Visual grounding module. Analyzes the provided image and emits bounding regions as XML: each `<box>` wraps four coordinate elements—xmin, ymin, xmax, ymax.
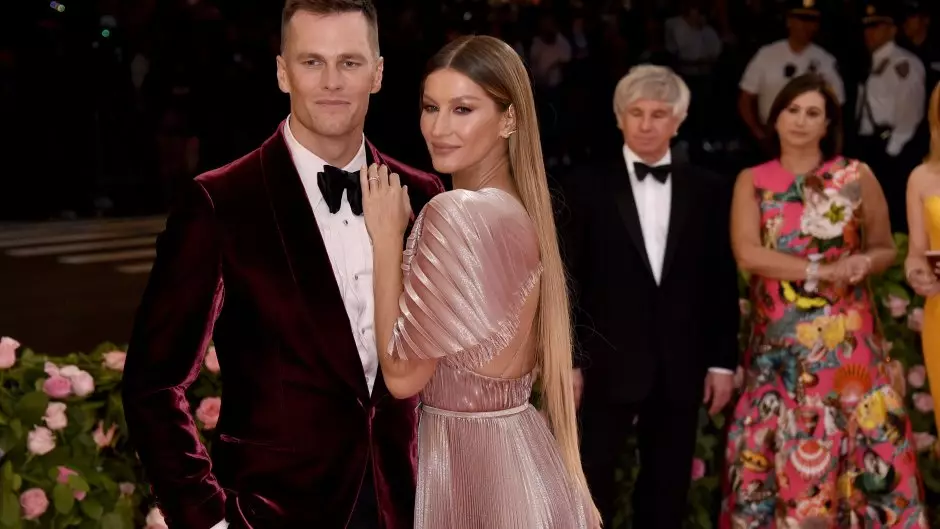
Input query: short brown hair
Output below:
<box><xmin>765</xmin><ymin>73</ymin><xmax>843</xmax><ymax>160</ymax></box>
<box><xmin>280</xmin><ymin>0</ymin><xmax>379</xmax><ymax>54</ymax></box>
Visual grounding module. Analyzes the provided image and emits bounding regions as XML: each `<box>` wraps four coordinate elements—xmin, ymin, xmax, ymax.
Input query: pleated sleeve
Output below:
<box><xmin>388</xmin><ymin>189</ymin><xmax>543</xmax><ymax>370</ymax></box>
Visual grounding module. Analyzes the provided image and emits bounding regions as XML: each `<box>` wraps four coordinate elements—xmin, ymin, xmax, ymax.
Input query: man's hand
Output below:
<box><xmin>572</xmin><ymin>368</ymin><xmax>584</xmax><ymax>409</ymax></box>
<box><xmin>703</xmin><ymin>371</ymin><xmax>734</xmax><ymax>416</ymax></box>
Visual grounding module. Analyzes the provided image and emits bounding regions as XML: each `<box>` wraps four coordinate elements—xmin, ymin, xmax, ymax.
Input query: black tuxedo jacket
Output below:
<box><xmin>552</xmin><ymin>155</ymin><xmax>740</xmax><ymax>403</ymax></box>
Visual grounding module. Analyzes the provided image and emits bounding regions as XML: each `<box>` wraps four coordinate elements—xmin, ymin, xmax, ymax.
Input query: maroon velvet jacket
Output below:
<box><xmin>122</xmin><ymin>123</ymin><xmax>444</xmax><ymax>529</ymax></box>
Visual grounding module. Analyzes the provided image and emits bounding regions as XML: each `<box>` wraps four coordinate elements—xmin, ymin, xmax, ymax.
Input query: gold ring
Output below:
<box><xmin>368</xmin><ymin>177</ymin><xmax>379</xmax><ymax>181</ymax></box>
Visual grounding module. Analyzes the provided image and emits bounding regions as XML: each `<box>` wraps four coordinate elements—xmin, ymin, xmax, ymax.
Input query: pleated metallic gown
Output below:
<box><xmin>388</xmin><ymin>189</ymin><xmax>591</xmax><ymax>529</ymax></box>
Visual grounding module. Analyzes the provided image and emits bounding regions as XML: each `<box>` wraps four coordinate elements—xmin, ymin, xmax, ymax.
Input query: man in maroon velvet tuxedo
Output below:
<box><xmin>121</xmin><ymin>1</ymin><xmax>443</xmax><ymax>528</ymax></box>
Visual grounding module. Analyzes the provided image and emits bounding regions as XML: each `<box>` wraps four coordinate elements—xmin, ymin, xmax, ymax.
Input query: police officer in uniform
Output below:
<box><xmin>855</xmin><ymin>0</ymin><xmax>926</xmax><ymax>232</ymax></box>
<box><xmin>738</xmin><ymin>0</ymin><xmax>844</xmax><ymax>160</ymax></box>
<box><xmin>900</xmin><ymin>0</ymin><xmax>940</xmax><ymax>91</ymax></box>
<box><xmin>899</xmin><ymin>0</ymin><xmax>938</xmax><ymax>169</ymax></box>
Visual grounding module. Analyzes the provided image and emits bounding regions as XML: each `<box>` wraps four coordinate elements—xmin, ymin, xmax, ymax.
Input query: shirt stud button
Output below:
<box><xmin>344</xmin><ymin>220</ymin><xmax>349</xmax><ymax>226</ymax></box>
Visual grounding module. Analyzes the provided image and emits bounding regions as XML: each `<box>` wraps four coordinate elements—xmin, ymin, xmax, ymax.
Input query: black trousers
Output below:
<box><xmin>853</xmin><ymin>134</ymin><xmax>918</xmax><ymax>234</ymax></box>
<box><xmin>579</xmin><ymin>380</ymin><xmax>701</xmax><ymax>529</ymax></box>
<box><xmin>347</xmin><ymin>464</ymin><xmax>380</xmax><ymax>529</ymax></box>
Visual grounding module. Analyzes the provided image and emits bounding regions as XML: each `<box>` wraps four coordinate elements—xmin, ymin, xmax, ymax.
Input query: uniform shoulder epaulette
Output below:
<box><xmin>895</xmin><ymin>60</ymin><xmax>910</xmax><ymax>79</ymax></box>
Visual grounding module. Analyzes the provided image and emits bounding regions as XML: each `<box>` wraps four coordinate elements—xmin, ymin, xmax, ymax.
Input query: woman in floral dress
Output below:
<box><xmin>723</xmin><ymin>73</ymin><xmax>928</xmax><ymax>528</ymax></box>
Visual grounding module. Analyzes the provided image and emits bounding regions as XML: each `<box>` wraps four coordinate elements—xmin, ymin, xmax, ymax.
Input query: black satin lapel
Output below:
<box><xmin>661</xmin><ymin>163</ymin><xmax>693</xmax><ymax>281</ymax></box>
<box><xmin>260</xmin><ymin>128</ymin><xmax>369</xmax><ymax>399</ymax></box>
<box><xmin>610</xmin><ymin>159</ymin><xmax>654</xmax><ymax>278</ymax></box>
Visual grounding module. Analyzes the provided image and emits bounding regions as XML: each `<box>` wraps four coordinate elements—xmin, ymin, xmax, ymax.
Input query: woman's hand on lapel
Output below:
<box><xmin>361</xmin><ymin>163</ymin><xmax>412</xmax><ymax>245</ymax></box>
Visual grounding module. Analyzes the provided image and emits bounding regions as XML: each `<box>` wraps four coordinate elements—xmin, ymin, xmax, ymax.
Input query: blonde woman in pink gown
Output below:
<box><xmin>359</xmin><ymin>36</ymin><xmax>599</xmax><ymax>528</ymax></box>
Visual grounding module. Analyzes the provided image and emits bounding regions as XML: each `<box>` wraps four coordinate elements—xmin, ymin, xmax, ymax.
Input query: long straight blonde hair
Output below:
<box><xmin>424</xmin><ymin>35</ymin><xmax>598</xmax><ymax>522</ymax></box>
<box><xmin>927</xmin><ymin>81</ymin><xmax>940</xmax><ymax>166</ymax></box>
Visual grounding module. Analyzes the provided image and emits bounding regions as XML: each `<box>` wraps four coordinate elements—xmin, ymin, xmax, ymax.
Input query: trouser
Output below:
<box><xmin>579</xmin><ymin>381</ymin><xmax>701</xmax><ymax>529</ymax></box>
<box><xmin>854</xmin><ymin>135</ymin><xmax>912</xmax><ymax>233</ymax></box>
<box><xmin>347</xmin><ymin>464</ymin><xmax>379</xmax><ymax>529</ymax></box>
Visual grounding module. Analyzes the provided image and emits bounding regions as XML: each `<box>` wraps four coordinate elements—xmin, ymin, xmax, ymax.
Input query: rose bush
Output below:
<box><xmin>0</xmin><ymin>342</ymin><xmax>221</xmax><ymax>528</ymax></box>
<box><xmin>868</xmin><ymin>235</ymin><xmax>940</xmax><ymax>505</ymax></box>
<box><xmin>611</xmin><ymin>234</ymin><xmax>939</xmax><ymax>528</ymax></box>
<box><xmin>0</xmin><ymin>235</ymin><xmax>935</xmax><ymax>528</ymax></box>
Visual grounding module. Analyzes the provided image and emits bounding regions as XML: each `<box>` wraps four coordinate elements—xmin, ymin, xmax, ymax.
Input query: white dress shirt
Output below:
<box><xmin>740</xmin><ymin>39</ymin><xmax>845</xmax><ymax>124</ymax></box>
<box><xmin>623</xmin><ymin>145</ymin><xmax>732</xmax><ymax>376</ymax></box>
<box><xmin>857</xmin><ymin>41</ymin><xmax>926</xmax><ymax>156</ymax></box>
<box><xmin>624</xmin><ymin>145</ymin><xmax>672</xmax><ymax>286</ymax></box>
<box><xmin>283</xmin><ymin>116</ymin><xmax>378</xmax><ymax>394</ymax></box>
<box><xmin>209</xmin><ymin>118</ymin><xmax>379</xmax><ymax>529</ymax></box>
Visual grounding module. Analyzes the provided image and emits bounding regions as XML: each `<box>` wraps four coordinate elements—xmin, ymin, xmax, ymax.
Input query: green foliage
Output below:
<box><xmin>0</xmin><ymin>342</ymin><xmax>221</xmax><ymax>528</ymax></box>
<box><xmin>607</xmin><ymin>233</ymin><xmax>939</xmax><ymax>528</ymax></box>
<box><xmin>1</xmin><ymin>238</ymin><xmax>937</xmax><ymax>527</ymax></box>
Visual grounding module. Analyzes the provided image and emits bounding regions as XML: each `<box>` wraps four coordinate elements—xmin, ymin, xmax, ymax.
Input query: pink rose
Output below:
<box><xmin>92</xmin><ymin>421</ymin><xmax>117</xmax><ymax>449</ymax></box>
<box><xmin>58</xmin><ymin>365</ymin><xmax>80</xmax><ymax>378</ymax></box>
<box><xmin>913</xmin><ymin>392</ymin><xmax>935</xmax><ymax>413</ymax></box>
<box><xmin>0</xmin><ymin>336</ymin><xmax>19</xmax><ymax>369</ymax></box>
<box><xmin>146</xmin><ymin>507</ymin><xmax>168</xmax><ymax>529</ymax></box>
<box><xmin>102</xmin><ymin>351</ymin><xmax>126</xmax><ymax>372</ymax></box>
<box><xmin>42</xmin><ymin>376</ymin><xmax>71</xmax><ymax>399</ymax></box>
<box><xmin>19</xmin><ymin>488</ymin><xmax>49</xmax><ymax>520</ymax></box>
<box><xmin>56</xmin><ymin>466</ymin><xmax>76</xmax><ymax>483</ymax></box>
<box><xmin>908</xmin><ymin>365</ymin><xmax>927</xmax><ymax>389</ymax></box>
<box><xmin>691</xmin><ymin>458</ymin><xmax>706</xmax><ymax>480</ymax></box>
<box><xmin>913</xmin><ymin>432</ymin><xmax>937</xmax><ymax>452</ymax></box>
<box><xmin>195</xmin><ymin>397</ymin><xmax>221</xmax><ymax>430</ymax></box>
<box><xmin>44</xmin><ymin>362</ymin><xmax>60</xmax><ymax>377</ymax></box>
<box><xmin>884</xmin><ymin>295</ymin><xmax>910</xmax><ymax>318</ymax></box>
<box><xmin>739</xmin><ymin>299</ymin><xmax>751</xmax><ymax>317</ymax></box>
<box><xmin>26</xmin><ymin>426</ymin><xmax>55</xmax><ymax>455</ymax></box>
<box><xmin>204</xmin><ymin>346</ymin><xmax>220</xmax><ymax>373</ymax></box>
<box><xmin>908</xmin><ymin>308</ymin><xmax>924</xmax><ymax>332</ymax></box>
<box><xmin>68</xmin><ymin>370</ymin><xmax>95</xmax><ymax>397</ymax></box>
<box><xmin>56</xmin><ymin>467</ymin><xmax>85</xmax><ymax>500</ymax></box>
<box><xmin>43</xmin><ymin>402</ymin><xmax>68</xmax><ymax>431</ymax></box>
<box><xmin>119</xmin><ymin>482</ymin><xmax>135</xmax><ymax>496</ymax></box>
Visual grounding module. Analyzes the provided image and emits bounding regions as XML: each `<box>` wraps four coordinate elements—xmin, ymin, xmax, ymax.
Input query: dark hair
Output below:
<box><xmin>280</xmin><ymin>0</ymin><xmax>379</xmax><ymax>53</ymax></box>
<box><xmin>765</xmin><ymin>73</ymin><xmax>843</xmax><ymax>159</ymax></box>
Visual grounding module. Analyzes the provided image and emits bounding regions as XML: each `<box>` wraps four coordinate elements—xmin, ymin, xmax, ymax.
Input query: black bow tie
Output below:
<box><xmin>634</xmin><ymin>162</ymin><xmax>671</xmax><ymax>184</ymax></box>
<box><xmin>317</xmin><ymin>165</ymin><xmax>362</xmax><ymax>215</ymax></box>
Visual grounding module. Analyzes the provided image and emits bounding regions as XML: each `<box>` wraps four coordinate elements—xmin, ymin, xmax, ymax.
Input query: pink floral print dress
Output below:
<box><xmin>721</xmin><ymin>158</ymin><xmax>928</xmax><ymax>529</ymax></box>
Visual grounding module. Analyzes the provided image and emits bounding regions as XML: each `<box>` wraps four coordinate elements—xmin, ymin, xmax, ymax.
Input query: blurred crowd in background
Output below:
<box><xmin>1</xmin><ymin>0</ymin><xmax>938</xmax><ymax>222</ymax></box>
